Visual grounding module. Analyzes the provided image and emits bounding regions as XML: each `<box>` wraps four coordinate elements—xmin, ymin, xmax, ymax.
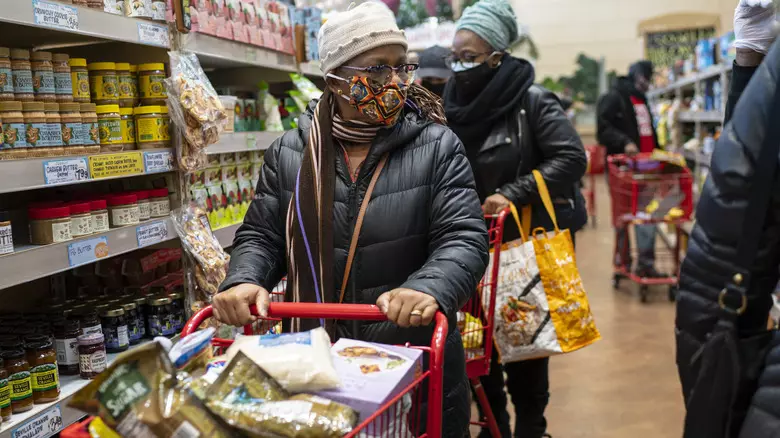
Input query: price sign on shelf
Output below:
<box><xmin>42</xmin><ymin>157</ymin><xmax>89</xmax><ymax>185</ymax></box>
<box><xmin>246</xmin><ymin>133</ymin><xmax>256</xmax><ymax>149</ymax></box>
<box><xmin>67</xmin><ymin>236</ymin><xmax>109</xmax><ymax>267</ymax></box>
<box><xmin>89</xmin><ymin>151</ymin><xmax>144</xmax><ymax>179</ymax></box>
<box><xmin>32</xmin><ymin>0</ymin><xmax>78</xmax><ymax>32</ymax></box>
<box><xmin>137</xmin><ymin>220</ymin><xmax>169</xmax><ymax>248</ymax></box>
<box><xmin>12</xmin><ymin>404</ymin><xmax>64</xmax><ymax>438</ymax></box>
<box><xmin>143</xmin><ymin>150</ymin><xmax>174</xmax><ymax>173</ymax></box>
<box><xmin>246</xmin><ymin>47</ymin><xmax>258</xmax><ymax>64</ymax></box>
<box><xmin>137</xmin><ymin>22</ymin><xmax>170</xmax><ymax>47</ymax></box>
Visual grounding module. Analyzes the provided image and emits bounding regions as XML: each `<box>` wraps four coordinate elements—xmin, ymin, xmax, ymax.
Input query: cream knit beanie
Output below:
<box><xmin>318</xmin><ymin>1</ymin><xmax>408</xmax><ymax>74</ymax></box>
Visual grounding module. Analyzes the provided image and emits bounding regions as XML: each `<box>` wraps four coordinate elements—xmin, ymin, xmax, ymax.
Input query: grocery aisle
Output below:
<box><xmin>472</xmin><ymin>177</ymin><xmax>685</xmax><ymax>437</ymax></box>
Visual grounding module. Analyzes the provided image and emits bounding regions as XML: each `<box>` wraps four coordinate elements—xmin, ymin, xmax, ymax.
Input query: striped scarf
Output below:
<box><xmin>285</xmin><ymin>85</ymin><xmax>444</xmax><ymax>332</ymax></box>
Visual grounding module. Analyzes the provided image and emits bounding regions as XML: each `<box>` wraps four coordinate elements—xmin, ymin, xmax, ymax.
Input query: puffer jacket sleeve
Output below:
<box><xmin>596</xmin><ymin>90</ymin><xmax>633</xmax><ymax>156</ymax></box>
<box><xmin>219</xmin><ymin>138</ymin><xmax>287</xmax><ymax>292</ymax></box>
<box><xmin>401</xmin><ymin>129</ymin><xmax>489</xmax><ymax>318</ymax></box>
<box><xmin>499</xmin><ymin>87</ymin><xmax>587</xmax><ymax>205</ymax></box>
<box><xmin>676</xmin><ymin>41</ymin><xmax>780</xmax><ymax>397</ymax></box>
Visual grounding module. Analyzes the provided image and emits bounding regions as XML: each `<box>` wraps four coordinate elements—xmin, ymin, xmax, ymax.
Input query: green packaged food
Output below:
<box><xmin>69</xmin><ymin>342</ymin><xmax>232</xmax><ymax>438</ymax></box>
<box><xmin>206</xmin><ymin>352</ymin><xmax>358</xmax><ymax>438</ymax></box>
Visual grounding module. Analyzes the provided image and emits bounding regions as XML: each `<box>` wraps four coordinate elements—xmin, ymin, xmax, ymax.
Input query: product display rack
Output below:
<box><xmin>0</xmin><ymin>1</ymin><xmax>316</xmax><ymax>435</ymax></box>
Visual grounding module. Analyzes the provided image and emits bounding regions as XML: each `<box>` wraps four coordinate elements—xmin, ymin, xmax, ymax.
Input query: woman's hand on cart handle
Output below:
<box><xmin>377</xmin><ymin>288</ymin><xmax>439</xmax><ymax>328</ymax></box>
<box><xmin>624</xmin><ymin>143</ymin><xmax>639</xmax><ymax>156</ymax></box>
<box><xmin>212</xmin><ymin>283</ymin><xmax>271</xmax><ymax>326</ymax></box>
<box><xmin>483</xmin><ymin>193</ymin><xmax>511</xmax><ymax>215</ymax></box>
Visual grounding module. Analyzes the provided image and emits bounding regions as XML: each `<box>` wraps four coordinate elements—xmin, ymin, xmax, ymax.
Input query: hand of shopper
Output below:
<box><xmin>212</xmin><ymin>283</ymin><xmax>270</xmax><ymax>326</ymax></box>
<box><xmin>483</xmin><ymin>193</ymin><xmax>511</xmax><ymax>215</ymax></box>
<box><xmin>624</xmin><ymin>143</ymin><xmax>639</xmax><ymax>156</ymax></box>
<box><xmin>377</xmin><ymin>288</ymin><xmax>439</xmax><ymax>328</ymax></box>
<box><xmin>734</xmin><ymin>0</ymin><xmax>777</xmax><ymax>55</ymax></box>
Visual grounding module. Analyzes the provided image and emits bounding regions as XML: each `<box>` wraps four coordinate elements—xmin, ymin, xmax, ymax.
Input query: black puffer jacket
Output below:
<box><xmin>221</xmin><ymin>101</ymin><xmax>489</xmax><ymax>437</ymax></box>
<box><xmin>597</xmin><ymin>77</ymin><xmax>659</xmax><ymax>156</ymax></box>
<box><xmin>675</xmin><ymin>43</ymin><xmax>780</xmax><ymax>435</ymax></box>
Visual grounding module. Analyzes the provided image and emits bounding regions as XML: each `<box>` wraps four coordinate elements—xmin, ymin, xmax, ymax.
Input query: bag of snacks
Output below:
<box><xmin>166</xmin><ymin>51</ymin><xmax>228</xmax><ymax>173</ymax></box>
<box><xmin>206</xmin><ymin>351</ymin><xmax>358</xmax><ymax>438</ymax></box>
<box><xmin>69</xmin><ymin>342</ymin><xmax>233</xmax><ymax>438</ymax></box>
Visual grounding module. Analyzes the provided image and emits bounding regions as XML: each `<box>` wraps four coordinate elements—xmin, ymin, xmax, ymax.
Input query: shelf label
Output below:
<box><xmin>32</xmin><ymin>0</ymin><xmax>78</xmax><ymax>32</ymax></box>
<box><xmin>246</xmin><ymin>47</ymin><xmax>257</xmax><ymax>63</ymax></box>
<box><xmin>67</xmin><ymin>236</ymin><xmax>109</xmax><ymax>267</ymax></box>
<box><xmin>246</xmin><ymin>133</ymin><xmax>256</xmax><ymax>149</ymax></box>
<box><xmin>137</xmin><ymin>22</ymin><xmax>170</xmax><ymax>47</ymax></box>
<box><xmin>12</xmin><ymin>404</ymin><xmax>63</xmax><ymax>438</ymax></box>
<box><xmin>42</xmin><ymin>157</ymin><xmax>90</xmax><ymax>185</ymax></box>
<box><xmin>137</xmin><ymin>220</ymin><xmax>169</xmax><ymax>248</ymax></box>
<box><xmin>144</xmin><ymin>150</ymin><xmax>174</xmax><ymax>173</ymax></box>
<box><xmin>89</xmin><ymin>151</ymin><xmax>144</xmax><ymax>179</ymax></box>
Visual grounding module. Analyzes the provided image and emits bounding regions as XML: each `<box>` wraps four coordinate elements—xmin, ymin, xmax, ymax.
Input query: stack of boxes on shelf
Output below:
<box><xmin>189</xmin><ymin>0</ymin><xmax>296</xmax><ymax>55</ymax></box>
<box><xmin>189</xmin><ymin>150</ymin><xmax>264</xmax><ymax>229</ymax></box>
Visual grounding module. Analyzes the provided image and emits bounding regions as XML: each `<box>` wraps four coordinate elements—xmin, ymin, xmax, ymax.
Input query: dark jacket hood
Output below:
<box><xmin>614</xmin><ymin>76</ymin><xmax>644</xmax><ymax>99</ymax></box>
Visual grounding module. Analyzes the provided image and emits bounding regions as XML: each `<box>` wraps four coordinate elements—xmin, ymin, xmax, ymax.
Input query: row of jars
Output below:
<box><xmin>0</xmin><ymin>101</ymin><xmax>171</xmax><ymax>160</ymax></box>
<box><xmin>27</xmin><ymin>189</ymin><xmax>171</xmax><ymax>245</ymax></box>
<box><xmin>0</xmin><ymin>289</ymin><xmax>185</xmax><ymax>420</ymax></box>
<box><xmin>0</xmin><ymin>48</ymin><xmax>166</xmax><ymax>108</ymax></box>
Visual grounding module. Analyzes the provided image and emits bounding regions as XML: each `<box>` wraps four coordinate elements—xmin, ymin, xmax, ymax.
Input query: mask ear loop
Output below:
<box><xmin>326</xmin><ymin>73</ymin><xmax>352</xmax><ymax>102</ymax></box>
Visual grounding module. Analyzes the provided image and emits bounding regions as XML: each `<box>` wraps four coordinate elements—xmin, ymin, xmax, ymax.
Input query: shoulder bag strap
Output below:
<box><xmin>339</xmin><ymin>153</ymin><xmax>389</xmax><ymax>304</ymax></box>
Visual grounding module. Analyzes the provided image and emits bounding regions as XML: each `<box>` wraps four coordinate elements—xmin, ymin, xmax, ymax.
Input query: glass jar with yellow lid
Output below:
<box><xmin>138</xmin><ymin>63</ymin><xmax>166</xmax><ymax>106</ymax></box>
<box><xmin>68</xmin><ymin>58</ymin><xmax>90</xmax><ymax>103</ymax></box>
<box><xmin>133</xmin><ymin>106</ymin><xmax>170</xmax><ymax>149</ymax></box>
<box><xmin>96</xmin><ymin>104</ymin><xmax>122</xmax><ymax>152</ymax></box>
<box><xmin>87</xmin><ymin>62</ymin><xmax>118</xmax><ymax>105</ymax></box>
<box><xmin>115</xmin><ymin>63</ymin><xmax>134</xmax><ymax>108</ymax></box>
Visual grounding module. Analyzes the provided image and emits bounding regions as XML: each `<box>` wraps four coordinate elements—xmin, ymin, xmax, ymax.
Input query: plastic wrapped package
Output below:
<box><xmin>224</xmin><ymin>327</ymin><xmax>340</xmax><ymax>392</ymax></box>
<box><xmin>165</xmin><ymin>51</ymin><xmax>227</xmax><ymax>173</ymax></box>
<box><xmin>257</xmin><ymin>81</ymin><xmax>283</xmax><ymax>132</ymax></box>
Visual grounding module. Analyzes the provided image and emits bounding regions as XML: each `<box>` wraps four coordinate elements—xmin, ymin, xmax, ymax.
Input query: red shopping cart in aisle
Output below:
<box><xmin>582</xmin><ymin>144</ymin><xmax>606</xmax><ymax>227</ymax></box>
<box><xmin>182</xmin><ymin>302</ymin><xmax>448</xmax><ymax>438</ymax></box>
<box><xmin>462</xmin><ymin>209</ymin><xmax>508</xmax><ymax>437</ymax></box>
<box><xmin>607</xmin><ymin>153</ymin><xmax>693</xmax><ymax>302</ymax></box>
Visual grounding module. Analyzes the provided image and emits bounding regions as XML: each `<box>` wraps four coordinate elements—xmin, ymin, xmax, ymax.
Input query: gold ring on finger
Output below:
<box><xmin>410</xmin><ymin>309</ymin><xmax>423</xmax><ymax>317</ymax></box>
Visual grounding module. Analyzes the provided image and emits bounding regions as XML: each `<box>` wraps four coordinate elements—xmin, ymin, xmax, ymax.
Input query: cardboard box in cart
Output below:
<box><xmin>316</xmin><ymin>339</ymin><xmax>423</xmax><ymax>422</ymax></box>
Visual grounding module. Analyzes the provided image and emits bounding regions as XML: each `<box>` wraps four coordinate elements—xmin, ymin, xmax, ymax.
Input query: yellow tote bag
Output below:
<box><xmin>486</xmin><ymin>170</ymin><xmax>600</xmax><ymax>363</ymax></box>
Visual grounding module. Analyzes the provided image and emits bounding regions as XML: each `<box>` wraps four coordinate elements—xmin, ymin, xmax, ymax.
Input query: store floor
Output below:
<box><xmin>469</xmin><ymin>177</ymin><xmax>685</xmax><ymax>437</ymax></box>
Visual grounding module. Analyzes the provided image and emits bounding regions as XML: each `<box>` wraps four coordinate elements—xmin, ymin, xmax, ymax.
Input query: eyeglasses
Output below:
<box><xmin>444</xmin><ymin>51</ymin><xmax>497</xmax><ymax>69</ymax></box>
<box><xmin>340</xmin><ymin>63</ymin><xmax>419</xmax><ymax>88</ymax></box>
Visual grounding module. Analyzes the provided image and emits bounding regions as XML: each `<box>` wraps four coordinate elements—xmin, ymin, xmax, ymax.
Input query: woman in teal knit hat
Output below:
<box><xmin>443</xmin><ymin>0</ymin><xmax>588</xmax><ymax>437</ymax></box>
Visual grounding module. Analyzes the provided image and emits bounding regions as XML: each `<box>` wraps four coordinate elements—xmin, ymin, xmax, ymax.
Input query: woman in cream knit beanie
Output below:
<box><xmin>213</xmin><ymin>3</ymin><xmax>486</xmax><ymax>438</ymax></box>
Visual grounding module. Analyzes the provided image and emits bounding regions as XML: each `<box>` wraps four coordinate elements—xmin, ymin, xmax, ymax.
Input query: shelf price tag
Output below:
<box><xmin>143</xmin><ymin>150</ymin><xmax>174</xmax><ymax>173</ymax></box>
<box><xmin>246</xmin><ymin>133</ymin><xmax>256</xmax><ymax>149</ymax></box>
<box><xmin>137</xmin><ymin>220</ymin><xmax>169</xmax><ymax>248</ymax></box>
<box><xmin>67</xmin><ymin>236</ymin><xmax>109</xmax><ymax>267</ymax></box>
<box><xmin>32</xmin><ymin>0</ymin><xmax>78</xmax><ymax>32</ymax></box>
<box><xmin>12</xmin><ymin>404</ymin><xmax>64</xmax><ymax>438</ymax></box>
<box><xmin>42</xmin><ymin>157</ymin><xmax>90</xmax><ymax>185</ymax></box>
<box><xmin>246</xmin><ymin>47</ymin><xmax>257</xmax><ymax>63</ymax></box>
<box><xmin>137</xmin><ymin>22</ymin><xmax>170</xmax><ymax>47</ymax></box>
<box><xmin>89</xmin><ymin>151</ymin><xmax>144</xmax><ymax>179</ymax></box>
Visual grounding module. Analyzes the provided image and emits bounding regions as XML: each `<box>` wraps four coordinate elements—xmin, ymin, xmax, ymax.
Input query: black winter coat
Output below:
<box><xmin>675</xmin><ymin>46</ymin><xmax>780</xmax><ymax>436</ymax></box>
<box><xmin>596</xmin><ymin>77</ymin><xmax>659</xmax><ymax>156</ymax></box>
<box><xmin>474</xmin><ymin>85</ymin><xmax>588</xmax><ymax>240</ymax></box>
<box><xmin>221</xmin><ymin>101</ymin><xmax>490</xmax><ymax>437</ymax></box>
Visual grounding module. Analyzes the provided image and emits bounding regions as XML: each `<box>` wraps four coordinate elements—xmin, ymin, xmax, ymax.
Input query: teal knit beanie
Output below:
<box><xmin>456</xmin><ymin>0</ymin><xmax>519</xmax><ymax>52</ymax></box>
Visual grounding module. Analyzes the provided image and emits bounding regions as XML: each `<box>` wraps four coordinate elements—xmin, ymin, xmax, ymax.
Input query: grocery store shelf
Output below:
<box><xmin>648</xmin><ymin>63</ymin><xmax>733</xmax><ymax>99</ymax></box>
<box><xmin>681</xmin><ymin>148</ymin><xmax>712</xmax><ymax>166</ymax></box>
<box><xmin>299</xmin><ymin>61</ymin><xmax>322</xmax><ymax>77</ymax></box>
<box><xmin>0</xmin><ymin>0</ymin><xmax>170</xmax><ymax>49</ymax></box>
<box><xmin>0</xmin><ymin>218</ymin><xmax>175</xmax><ymax>291</ymax></box>
<box><xmin>0</xmin><ymin>148</ymin><xmax>174</xmax><ymax>195</ymax></box>
<box><xmin>183</xmin><ymin>32</ymin><xmax>298</xmax><ymax>71</ymax></box>
<box><xmin>206</xmin><ymin>131</ymin><xmax>282</xmax><ymax>155</ymax></box>
<box><xmin>677</xmin><ymin>110</ymin><xmax>723</xmax><ymax>123</ymax></box>
<box><xmin>214</xmin><ymin>222</ymin><xmax>241</xmax><ymax>247</ymax></box>
<box><xmin>0</xmin><ymin>338</ymin><xmax>170</xmax><ymax>438</ymax></box>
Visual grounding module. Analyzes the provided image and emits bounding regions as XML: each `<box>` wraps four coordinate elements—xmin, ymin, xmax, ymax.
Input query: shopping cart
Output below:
<box><xmin>582</xmin><ymin>144</ymin><xmax>606</xmax><ymax>227</ymax></box>
<box><xmin>461</xmin><ymin>210</ymin><xmax>507</xmax><ymax>437</ymax></box>
<box><xmin>607</xmin><ymin>153</ymin><xmax>693</xmax><ymax>302</ymax></box>
<box><xmin>181</xmin><ymin>302</ymin><xmax>448</xmax><ymax>438</ymax></box>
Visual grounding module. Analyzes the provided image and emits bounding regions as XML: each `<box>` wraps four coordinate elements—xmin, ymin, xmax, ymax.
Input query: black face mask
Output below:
<box><xmin>421</xmin><ymin>79</ymin><xmax>446</xmax><ymax>98</ymax></box>
<box><xmin>452</xmin><ymin>61</ymin><xmax>499</xmax><ymax>103</ymax></box>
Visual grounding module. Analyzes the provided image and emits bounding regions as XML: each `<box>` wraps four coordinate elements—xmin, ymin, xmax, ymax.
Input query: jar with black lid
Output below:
<box><xmin>100</xmin><ymin>307</ymin><xmax>128</xmax><ymax>353</ymax></box>
<box><xmin>53</xmin><ymin>318</ymin><xmax>79</xmax><ymax>376</ymax></box>
<box><xmin>120</xmin><ymin>302</ymin><xmax>141</xmax><ymax>344</ymax></box>
<box><xmin>74</xmin><ymin>309</ymin><xmax>101</xmax><ymax>335</ymax></box>
<box><xmin>130</xmin><ymin>296</ymin><xmax>147</xmax><ymax>339</ymax></box>
<box><xmin>146</xmin><ymin>296</ymin><xmax>175</xmax><ymax>337</ymax></box>
<box><xmin>0</xmin><ymin>338</ymin><xmax>22</xmax><ymax>352</ymax></box>
<box><xmin>168</xmin><ymin>291</ymin><xmax>185</xmax><ymax>332</ymax></box>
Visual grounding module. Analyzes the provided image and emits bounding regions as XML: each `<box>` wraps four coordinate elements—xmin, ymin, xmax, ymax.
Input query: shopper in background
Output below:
<box><xmin>417</xmin><ymin>45</ymin><xmax>452</xmax><ymax>98</ymax></box>
<box><xmin>596</xmin><ymin>60</ymin><xmax>665</xmax><ymax>279</ymax></box>
<box><xmin>443</xmin><ymin>0</ymin><xmax>587</xmax><ymax>436</ymax></box>
<box><xmin>676</xmin><ymin>1</ymin><xmax>780</xmax><ymax>436</ymax></box>
<box><xmin>214</xmin><ymin>3</ymin><xmax>488</xmax><ymax>437</ymax></box>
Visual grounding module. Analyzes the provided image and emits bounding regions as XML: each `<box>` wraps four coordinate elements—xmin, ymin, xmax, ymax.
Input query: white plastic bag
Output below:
<box><xmin>225</xmin><ymin>327</ymin><xmax>340</xmax><ymax>392</ymax></box>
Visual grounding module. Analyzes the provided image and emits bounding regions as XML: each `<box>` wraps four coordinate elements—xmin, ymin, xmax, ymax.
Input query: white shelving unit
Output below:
<box><xmin>205</xmin><ymin>131</ymin><xmax>282</xmax><ymax>155</ymax></box>
<box><xmin>214</xmin><ymin>223</ymin><xmax>241</xmax><ymax>248</ymax></box>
